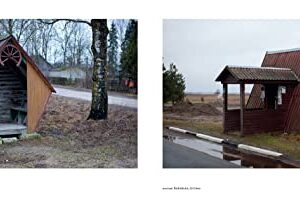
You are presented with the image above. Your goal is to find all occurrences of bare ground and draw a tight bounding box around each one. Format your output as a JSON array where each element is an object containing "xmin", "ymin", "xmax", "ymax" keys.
[{"xmin": 0, "ymin": 95, "xmax": 137, "ymax": 168}]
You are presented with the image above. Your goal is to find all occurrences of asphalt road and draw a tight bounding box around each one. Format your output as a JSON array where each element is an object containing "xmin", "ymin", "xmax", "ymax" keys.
[
  {"xmin": 163, "ymin": 139, "xmax": 240, "ymax": 168},
  {"xmin": 54, "ymin": 87, "xmax": 137, "ymax": 108}
]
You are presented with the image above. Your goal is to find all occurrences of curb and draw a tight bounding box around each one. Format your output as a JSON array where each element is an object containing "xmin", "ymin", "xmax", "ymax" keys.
[
  {"xmin": 238, "ymin": 144, "xmax": 282, "ymax": 157},
  {"xmin": 167, "ymin": 126, "xmax": 283, "ymax": 158},
  {"xmin": 196, "ymin": 133, "xmax": 224, "ymax": 144},
  {"xmin": 2, "ymin": 137, "xmax": 18, "ymax": 144}
]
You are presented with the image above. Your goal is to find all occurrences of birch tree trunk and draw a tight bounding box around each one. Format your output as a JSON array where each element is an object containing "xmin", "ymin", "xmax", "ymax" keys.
[{"xmin": 88, "ymin": 19, "xmax": 109, "ymax": 120}]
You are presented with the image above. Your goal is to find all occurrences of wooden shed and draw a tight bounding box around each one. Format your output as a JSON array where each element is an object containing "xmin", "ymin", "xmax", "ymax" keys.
[
  {"xmin": 0, "ymin": 35, "xmax": 55, "ymax": 136},
  {"xmin": 216, "ymin": 64, "xmax": 300, "ymax": 135}
]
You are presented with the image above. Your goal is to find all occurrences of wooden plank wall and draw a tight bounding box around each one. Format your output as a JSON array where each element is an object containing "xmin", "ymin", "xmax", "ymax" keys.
[
  {"xmin": 243, "ymin": 110, "xmax": 285, "ymax": 134},
  {"xmin": 27, "ymin": 62, "xmax": 52, "ymax": 133},
  {"xmin": 0, "ymin": 66, "xmax": 26, "ymax": 122},
  {"xmin": 244, "ymin": 85, "xmax": 293, "ymax": 134},
  {"xmin": 225, "ymin": 84, "xmax": 294, "ymax": 134},
  {"xmin": 224, "ymin": 109, "xmax": 240, "ymax": 132}
]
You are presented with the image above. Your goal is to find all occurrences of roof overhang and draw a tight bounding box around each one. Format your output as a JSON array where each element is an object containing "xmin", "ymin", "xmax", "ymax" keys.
[{"xmin": 215, "ymin": 65, "xmax": 300, "ymax": 85}]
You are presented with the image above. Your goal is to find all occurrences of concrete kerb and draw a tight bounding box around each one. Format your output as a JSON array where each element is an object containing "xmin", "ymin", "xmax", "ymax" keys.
[
  {"xmin": 2, "ymin": 137, "xmax": 18, "ymax": 144},
  {"xmin": 238, "ymin": 144, "xmax": 283, "ymax": 157},
  {"xmin": 167, "ymin": 126, "xmax": 283, "ymax": 158},
  {"xmin": 19, "ymin": 132, "xmax": 41, "ymax": 140}
]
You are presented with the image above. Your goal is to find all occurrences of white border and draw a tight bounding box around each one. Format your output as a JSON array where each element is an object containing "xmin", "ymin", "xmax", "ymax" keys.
[{"xmin": 0, "ymin": 0, "xmax": 300, "ymax": 200}]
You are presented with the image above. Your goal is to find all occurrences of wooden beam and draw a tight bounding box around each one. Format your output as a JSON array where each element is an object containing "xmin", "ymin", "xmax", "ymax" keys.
[
  {"xmin": 240, "ymin": 83, "xmax": 245, "ymax": 136},
  {"xmin": 223, "ymin": 84, "xmax": 228, "ymax": 111},
  {"xmin": 223, "ymin": 84, "xmax": 228, "ymax": 133}
]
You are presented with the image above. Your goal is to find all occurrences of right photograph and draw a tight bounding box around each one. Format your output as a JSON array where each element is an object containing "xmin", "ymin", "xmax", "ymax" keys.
[{"xmin": 163, "ymin": 19, "xmax": 300, "ymax": 168}]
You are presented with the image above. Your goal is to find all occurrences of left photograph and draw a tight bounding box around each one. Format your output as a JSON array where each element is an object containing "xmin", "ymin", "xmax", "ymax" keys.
[{"xmin": 0, "ymin": 19, "xmax": 137, "ymax": 168}]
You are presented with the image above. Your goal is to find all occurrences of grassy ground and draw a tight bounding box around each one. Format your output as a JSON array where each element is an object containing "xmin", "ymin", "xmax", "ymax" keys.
[
  {"xmin": 0, "ymin": 95, "xmax": 137, "ymax": 168},
  {"xmin": 164, "ymin": 93, "xmax": 300, "ymax": 160}
]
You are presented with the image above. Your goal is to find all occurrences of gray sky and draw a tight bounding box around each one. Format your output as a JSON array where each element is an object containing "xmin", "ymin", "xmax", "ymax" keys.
[{"xmin": 163, "ymin": 20, "xmax": 300, "ymax": 93}]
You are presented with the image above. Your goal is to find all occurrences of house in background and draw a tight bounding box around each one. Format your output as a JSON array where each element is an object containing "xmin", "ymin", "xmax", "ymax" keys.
[
  {"xmin": 0, "ymin": 35, "xmax": 55, "ymax": 136},
  {"xmin": 31, "ymin": 54, "xmax": 54, "ymax": 77},
  {"xmin": 216, "ymin": 48, "xmax": 300, "ymax": 135},
  {"xmin": 49, "ymin": 67, "xmax": 86, "ymax": 80}
]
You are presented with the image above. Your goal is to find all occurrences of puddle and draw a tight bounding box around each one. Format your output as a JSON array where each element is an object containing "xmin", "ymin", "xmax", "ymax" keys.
[{"xmin": 163, "ymin": 134, "xmax": 298, "ymax": 168}]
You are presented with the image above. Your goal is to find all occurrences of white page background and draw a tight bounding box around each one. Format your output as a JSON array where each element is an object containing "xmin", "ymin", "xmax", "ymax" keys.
[{"xmin": 0, "ymin": 0, "xmax": 300, "ymax": 199}]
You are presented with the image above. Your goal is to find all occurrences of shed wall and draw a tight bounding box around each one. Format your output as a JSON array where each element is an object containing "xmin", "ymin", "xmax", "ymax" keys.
[
  {"xmin": 27, "ymin": 62, "xmax": 52, "ymax": 133},
  {"xmin": 224, "ymin": 109, "xmax": 240, "ymax": 132},
  {"xmin": 247, "ymin": 51, "xmax": 300, "ymax": 133},
  {"xmin": 243, "ymin": 109, "xmax": 285, "ymax": 134}
]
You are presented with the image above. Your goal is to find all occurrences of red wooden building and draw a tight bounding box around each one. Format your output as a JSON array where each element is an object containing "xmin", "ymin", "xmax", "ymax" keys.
[{"xmin": 216, "ymin": 48, "xmax": 300, "ymax": 135}]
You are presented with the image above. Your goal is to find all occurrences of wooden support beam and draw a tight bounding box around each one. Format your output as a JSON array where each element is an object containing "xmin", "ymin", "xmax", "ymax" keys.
[
  {"xmin": 240, "ymin": 83, "xmax": 245, "ymax": 136},
  {"xmin": 223, "ymin": 84, "xmax": 228, "ymax": 112},
  {"xmin": 223, "ymin": 84, "xmax": 228, "ymax": 133}
]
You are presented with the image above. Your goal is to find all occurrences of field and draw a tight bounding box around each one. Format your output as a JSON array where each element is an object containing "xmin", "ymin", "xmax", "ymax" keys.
[
  {"xmin": 164, "ymin": 93, "xmax": 300, "ymax": 160},
  {"xmin": 185, "ymin": 93, "xmax": 249, "ymax": 107},
  {"xmin": 0, "ymin": 95, "xmax": 137, "ymax": 168}
]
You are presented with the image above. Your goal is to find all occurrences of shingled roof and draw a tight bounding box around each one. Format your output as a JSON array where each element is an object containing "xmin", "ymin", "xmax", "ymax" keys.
[{"xmin": 215, "ymin": 66, "xmax": 299, "ymax": 84}]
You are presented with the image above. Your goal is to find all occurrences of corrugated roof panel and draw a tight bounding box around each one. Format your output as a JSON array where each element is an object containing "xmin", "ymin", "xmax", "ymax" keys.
[{"xmin": 216, "ymin": 66, "xmax": 299, "ymax": 82}]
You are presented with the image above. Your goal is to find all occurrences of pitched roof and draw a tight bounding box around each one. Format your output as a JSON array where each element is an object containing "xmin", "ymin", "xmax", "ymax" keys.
[
  {"xmin": 215, "ymin": 65, "xmax": 299, "ymax": 83},
  {"xmin": 0, "ymin": 35, "xmax": 55, "ymax": 92},
  {"xmin": 266, "ymin": 48, "xmax": 300, "ymax": 55}
]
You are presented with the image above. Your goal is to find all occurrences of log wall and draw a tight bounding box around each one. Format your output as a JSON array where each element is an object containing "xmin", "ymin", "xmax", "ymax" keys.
[{"xmin": 0, "ymin": 66, "xmax": 26, "ymax": 122}]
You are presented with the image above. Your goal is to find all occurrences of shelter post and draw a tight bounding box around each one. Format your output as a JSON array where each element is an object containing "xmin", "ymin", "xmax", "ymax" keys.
[
  {"xmin": 240, "ymin": 83, "xmax": 245, "ymax": 136},
  {"xmin": 223, "ymin": 83, "xmax": 228, "ymax": 133}
]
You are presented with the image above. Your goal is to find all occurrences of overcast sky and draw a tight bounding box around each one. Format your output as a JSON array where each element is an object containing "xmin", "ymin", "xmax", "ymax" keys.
[{"xmin": 163, "ymin": 20, "xmax": 300, "ymax": 93}]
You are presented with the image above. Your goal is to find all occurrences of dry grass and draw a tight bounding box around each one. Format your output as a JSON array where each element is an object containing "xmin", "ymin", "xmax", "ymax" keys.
[
  {"xmin": 185, "ymin": 93, "xmax": 249, "ymax": 107},
  {"xmin": 0, "ymin": 95, "xmax": 137, "ymax": 168}
]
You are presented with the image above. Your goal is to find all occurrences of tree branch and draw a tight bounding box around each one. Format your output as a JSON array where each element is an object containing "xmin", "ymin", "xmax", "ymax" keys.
[{"xmin": 38, "ymin": 19, "xmax": 92, "ymax": 27}]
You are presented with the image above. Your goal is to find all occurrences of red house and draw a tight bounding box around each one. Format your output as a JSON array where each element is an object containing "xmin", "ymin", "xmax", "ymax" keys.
[{"xmin": 216, "ymin": 48, "xmax": 300, "ymax": 135}]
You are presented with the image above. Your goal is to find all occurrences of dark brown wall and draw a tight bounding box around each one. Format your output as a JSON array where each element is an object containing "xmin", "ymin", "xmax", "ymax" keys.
[
  {"xmin": 224, "ymin": 109, "xmax": 240, "ymax": 132},
  {"xmin": 247, "ymin": 50, "xmax": 300, "ymax": 133},
  {"xmin": 0, "ymin": 65, "xmax": 26, "ymax": 122},
  {"xmin": 225, "ymin": 85, "xmax": 293, "ymax": 134},
  {"xmin": 243, "ymin": 109, "xmax": 284, "ymax": 134}
]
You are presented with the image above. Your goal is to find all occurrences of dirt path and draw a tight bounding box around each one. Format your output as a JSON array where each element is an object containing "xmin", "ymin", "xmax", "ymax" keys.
[
  {"xmin": 54, "ymin": 87, "xmax": 137, "ymax": 108},
  {"xmin": 0, "ymin": 96, "xmax": 137, "ymax": 168}
]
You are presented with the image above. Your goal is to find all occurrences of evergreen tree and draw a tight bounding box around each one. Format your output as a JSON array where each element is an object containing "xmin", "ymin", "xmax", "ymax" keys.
[
  {"xmin": 107, "ymin": 22, "xmax": 118, "ymax": 79},
  {"xmin": 120, "ymin": 20, "xmax": 138, "ymax": 88},
  {"xmin": 163, "ymin": 63, "xmax": 186, "ymax": 105}
]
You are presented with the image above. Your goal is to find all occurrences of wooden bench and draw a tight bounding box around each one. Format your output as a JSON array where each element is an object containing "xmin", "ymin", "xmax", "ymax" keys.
[{"xmin": 10, "ymin": 107, "xmax": 27, "ymax": 125}]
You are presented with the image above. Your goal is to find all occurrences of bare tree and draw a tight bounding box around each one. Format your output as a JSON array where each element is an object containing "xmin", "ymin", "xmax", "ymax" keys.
[
  {"xmin": 56, "ymin": 22, "xmax": 76, "ymax": 66},
  {"xmin": 114, "ymin": 19, "xmax": 127, "ymax": 49},
  {"xmin": 40, "ymin": 19, "xmax": 109, "ymax": 120},
  {"xmin": 0, "ymin": 19, "xmax": 39, "ymax": 46},
  {"xmin": 39, "ymin": 22, "xmax": 56, "ymax": 61},
  {"xmin": 67, "ymin": 23, "xmax": 90, "ymax": 66}
]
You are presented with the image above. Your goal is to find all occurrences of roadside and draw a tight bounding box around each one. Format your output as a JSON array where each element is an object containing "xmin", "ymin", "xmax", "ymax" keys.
[
  {"xmin": 54, "ymin": 86, "xmax": 137, "ymax": 109},
  {"xmin": 0, "ymin": 95, "xmax": 137, "ymax": 168},
  {"xmin": 53, "ymin": 84, "xmax": 137, "ymax": 99},
  {"xmin": 163, "ymin": 94, "xmax": 300, "ymax": 160}
]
